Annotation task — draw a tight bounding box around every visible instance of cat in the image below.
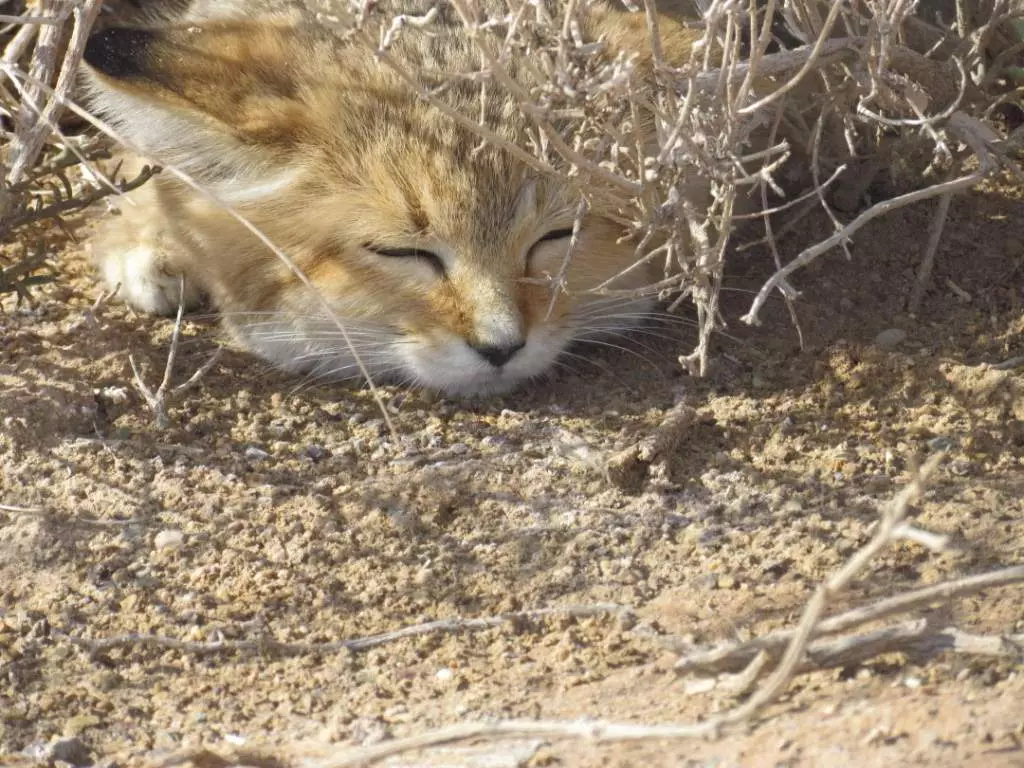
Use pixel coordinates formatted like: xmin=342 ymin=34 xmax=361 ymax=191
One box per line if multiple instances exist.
xmin=83 ymin=0 xmax=704 ymax=395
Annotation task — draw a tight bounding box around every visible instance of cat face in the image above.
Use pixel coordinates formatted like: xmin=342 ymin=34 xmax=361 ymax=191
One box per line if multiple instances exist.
xmin=84 ymin=10 xmax=695 ymax=394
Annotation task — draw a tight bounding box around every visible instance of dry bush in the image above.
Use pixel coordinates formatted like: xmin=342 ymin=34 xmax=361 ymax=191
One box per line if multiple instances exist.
xmin=0 ymin=0 xmax=157 ymax=306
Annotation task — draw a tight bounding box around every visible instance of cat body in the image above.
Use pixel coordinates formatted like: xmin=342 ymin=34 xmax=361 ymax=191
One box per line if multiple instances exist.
xmin=84 ymin=0 xmax=702 ymax=394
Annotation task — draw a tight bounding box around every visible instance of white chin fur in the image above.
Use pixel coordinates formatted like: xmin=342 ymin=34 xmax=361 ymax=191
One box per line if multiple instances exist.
xmin=234 ymin=296 xmax=654 ymax=395
xmin=242 ymin=324 xmax=562 ymax=395
xmin=401 ymin=329 xmax=565 ymax=396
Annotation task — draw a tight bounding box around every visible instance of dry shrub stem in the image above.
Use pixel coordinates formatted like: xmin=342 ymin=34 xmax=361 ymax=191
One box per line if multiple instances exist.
xmin=672 ymin=562 xmax=1024 ymax=674
xmin=908 ymin=190 xmax=954 ymax=315
xmin=128 ymin=278 xmax=223 ymax=430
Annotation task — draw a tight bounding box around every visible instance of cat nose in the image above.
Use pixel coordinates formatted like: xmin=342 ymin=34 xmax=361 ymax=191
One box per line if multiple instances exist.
xmin=471 ymin=340 xmax=526 ymax=368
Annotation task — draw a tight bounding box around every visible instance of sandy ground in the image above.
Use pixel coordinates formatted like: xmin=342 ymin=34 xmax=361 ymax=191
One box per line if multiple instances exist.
xmin=0 ymin=179 xmax=1022 ymax=767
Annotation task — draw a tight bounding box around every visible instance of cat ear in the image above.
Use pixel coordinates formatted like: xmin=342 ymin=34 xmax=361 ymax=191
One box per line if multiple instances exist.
xmin=83 ymin=22 xmax=309 ymax=186
xmin=590 ymin=2 xmax=701 ymax=71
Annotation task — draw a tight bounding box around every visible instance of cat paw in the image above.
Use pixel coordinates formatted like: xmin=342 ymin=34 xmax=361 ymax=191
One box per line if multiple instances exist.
xmin=99 ymin=244 xmax=204 ymax=316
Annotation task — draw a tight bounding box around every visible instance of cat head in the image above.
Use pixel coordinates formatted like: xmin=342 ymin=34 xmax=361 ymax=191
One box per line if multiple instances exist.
xmin=83 ymin=8 xmax=698 ymax=394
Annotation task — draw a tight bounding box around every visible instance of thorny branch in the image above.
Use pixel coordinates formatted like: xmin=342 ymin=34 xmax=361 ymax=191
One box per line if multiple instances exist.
xmin=672 ymin=563 xmax=1024 ymax=675
xmin=0 ymin=1 xmax=133 ymax=305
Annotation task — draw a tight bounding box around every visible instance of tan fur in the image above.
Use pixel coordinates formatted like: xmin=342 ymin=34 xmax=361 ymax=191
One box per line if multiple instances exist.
xmin=84 ymin=0 xmax=703 ymax=394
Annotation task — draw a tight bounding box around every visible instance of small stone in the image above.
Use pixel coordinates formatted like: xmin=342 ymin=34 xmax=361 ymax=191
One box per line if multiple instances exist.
xmin=435 ymin=667 xmax=454 ymax=681
xmin=266 ymin=421 xmax=290 ymax=439
xmin=928 ymin=436 xmax=957 ymax=452
xmin=873 ymin=328 xmax=907 ymax=349
xmin=697 ymin=573 xmax=718 ymax=590
xmin=244 ymin=445 xmax=270 ymax=461
xmin=717 ymin=574 xmax=737 ymax=590
xmin=153 ymin=529 xmax=185 ymax=551
xmin=683 ymin=677 xmax=717 ymax=696
xmin=303 ymin=444 xmax=329 ymax=461
xmin=48 ymin=737 xmax=92 ymax=766
xmin=96 ymin=386 xmax=129 ymax=405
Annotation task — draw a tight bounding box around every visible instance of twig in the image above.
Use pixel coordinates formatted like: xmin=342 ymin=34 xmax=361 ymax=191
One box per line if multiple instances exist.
xmin=990 ymin=355 xmax=1024 ymax=371
xmin=797 ymin=621 xmax=1024 ymax=672
xmin=4 ymin=0 xmax=103 ymax=185
xmin=128 ymin=277 xmax=220 ymax=429
xmin=944 ymin=277 xmax=973 ymax=302
xmin=59 ymin=603 xmax=629 ymax=657
xmin=718 ymin=620 xmax=1024 ymax=694
xmin=908 ymin=190 xmax=953 ymax=315
xmin=66 ymin=281 xmax=121 ymax=331
xmin=0 ymin=503 xmax=44 ymax=514
xmin=0 ymin=14 xmax=61 ymax=26
xmin=319 ymin=720 xmax=714 ymax=768
xmin=673 ymin=563 xmax=1024 ymax=675
xmin=741 ymin=155 xmax=991 ymax=326
xmin=606 ymin=398 xmax=697 ymax=491
xmin=0 ymin=162 xmax=157 ymax=237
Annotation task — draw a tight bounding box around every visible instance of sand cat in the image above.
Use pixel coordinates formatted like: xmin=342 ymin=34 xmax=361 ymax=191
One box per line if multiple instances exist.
xmin=84 ymin=0 xmax=703 ymax=395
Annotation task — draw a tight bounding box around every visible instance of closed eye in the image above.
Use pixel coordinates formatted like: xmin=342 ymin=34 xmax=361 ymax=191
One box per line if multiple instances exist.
xmin=364 ymin=244 xmax=445 ymax=275
xmin=537 ymin=228 xmax=574 ymax=244
xmin=527 ymin=227 xmax=576 ymax=269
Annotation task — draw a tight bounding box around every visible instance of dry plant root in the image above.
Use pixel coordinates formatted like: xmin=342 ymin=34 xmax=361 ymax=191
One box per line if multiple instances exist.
xmin=128 ymin=278 xmax=222 ymax=429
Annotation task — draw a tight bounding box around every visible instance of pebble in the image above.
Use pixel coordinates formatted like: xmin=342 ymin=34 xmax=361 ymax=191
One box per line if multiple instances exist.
xmin=244 ymin=445 xmax=270 ymax=461
xmin=873 ymin=328 xmax=907 ymax=349
xmin=266 ymin=421 xmax=290 ymax=439
xmin=48 ymin=737 xmax=92 ymax=766
xmin=434 ymin=667 xmax=454 ymax=681
xmin=153 ymin=529 xmax=185 ymax=551
xmin=928 ymin=436 xmax=957 ymax=452
xmin=303 ymin=444 xmax=329 ymax=461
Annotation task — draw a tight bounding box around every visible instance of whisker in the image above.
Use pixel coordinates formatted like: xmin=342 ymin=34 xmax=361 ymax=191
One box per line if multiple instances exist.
xmin=572 ymin=306 xmax=697 ymax=326
xmin=574 ymin=329 xmax=676 ymax=360
xmin=569 ymin=337 xmax=664 ymax=371
xmin=557 ymin=349 xmax=629 ymax=386
xmin=577 ymin=315 xmax=696 ymax=333
xmin=290 ymin=362 xmax=407 ymax=394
